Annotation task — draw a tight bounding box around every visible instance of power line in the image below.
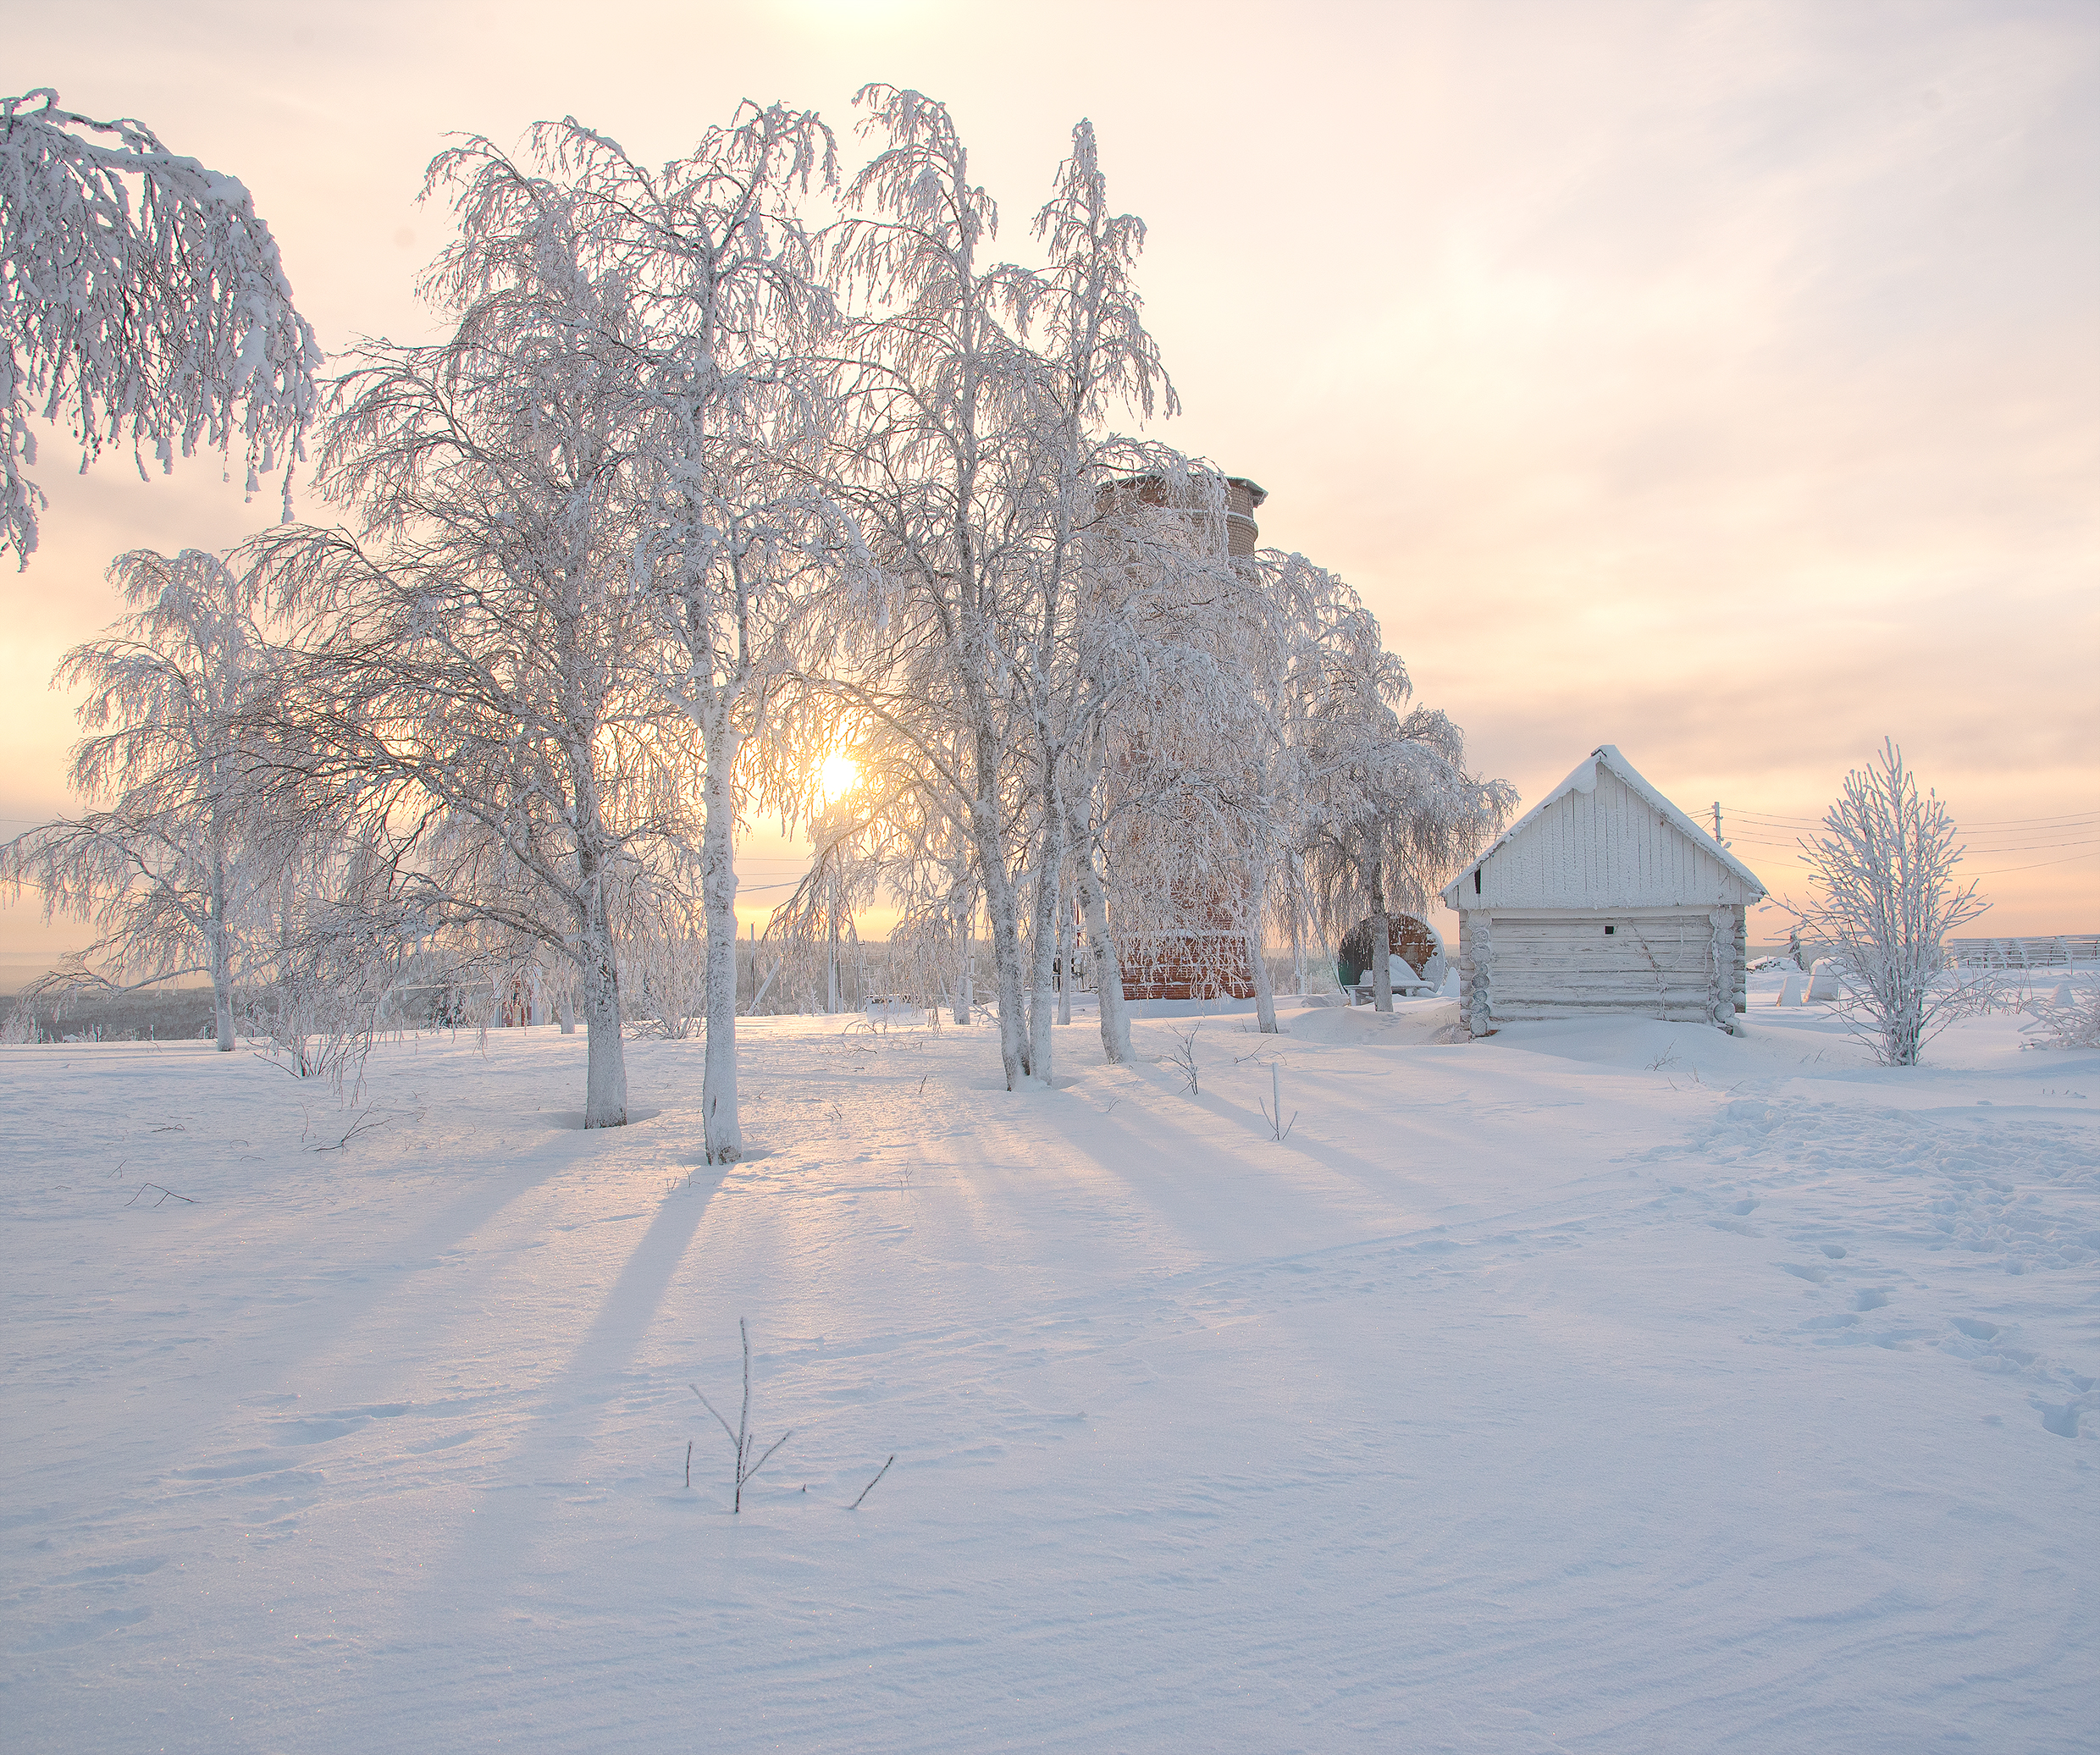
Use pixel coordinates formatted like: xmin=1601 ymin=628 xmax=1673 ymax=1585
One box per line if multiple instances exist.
xmin=1725 ymin=831 xmax=2100 ymax=857
xmin=1727 ymin=807 xmax=2098 ymax=822
xmin=1718 ymin=807 xmax=2099 ymax=849
xmin=1724 ymin=805 xmax=2098 ymax=829
xmin=1735 ymin=844 xmax=2097 ymax=877
xmin=1963 ymin=850 xmax=2100 ymax=877
xmin=1736 ymin=838 xmax=2099 ymax=855
xmin=1945 ymin=811 xmax=2100 ymax=827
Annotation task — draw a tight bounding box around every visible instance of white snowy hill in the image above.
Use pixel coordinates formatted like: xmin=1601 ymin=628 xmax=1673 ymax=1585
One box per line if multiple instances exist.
xmin=4 ymin=977 xmax=2096 ymax=1752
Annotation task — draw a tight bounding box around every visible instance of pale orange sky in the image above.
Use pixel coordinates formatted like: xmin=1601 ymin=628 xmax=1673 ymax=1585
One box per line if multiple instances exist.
xmin=3 ymin=0 xmax=2094 ymax=968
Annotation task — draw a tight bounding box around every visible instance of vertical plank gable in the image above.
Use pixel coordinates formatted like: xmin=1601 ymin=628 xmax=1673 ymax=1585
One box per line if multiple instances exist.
xmin=1475 ymin=767 xmax=1751 ymax=908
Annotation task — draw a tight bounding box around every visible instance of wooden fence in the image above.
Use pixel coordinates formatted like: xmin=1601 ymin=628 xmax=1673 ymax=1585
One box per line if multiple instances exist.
xmin=1945 ymin=935 xmax=2100 ymax=969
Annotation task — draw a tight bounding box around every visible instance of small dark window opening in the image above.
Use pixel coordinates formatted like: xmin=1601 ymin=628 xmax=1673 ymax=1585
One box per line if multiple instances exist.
xmin=1605 ymin=924 xmax=1616 ymax=935
xmin=1473 ymin=869 xmax=1481 ymax=894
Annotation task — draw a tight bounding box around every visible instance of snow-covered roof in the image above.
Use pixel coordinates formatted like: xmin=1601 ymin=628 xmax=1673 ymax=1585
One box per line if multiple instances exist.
xmin=1441 ymin=744 xmax=1767 ymax=910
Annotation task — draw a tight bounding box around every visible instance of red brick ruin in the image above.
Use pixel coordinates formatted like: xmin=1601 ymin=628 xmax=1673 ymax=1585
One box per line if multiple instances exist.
xmin=1102 ymin=473 xmax=1267 ymax=1002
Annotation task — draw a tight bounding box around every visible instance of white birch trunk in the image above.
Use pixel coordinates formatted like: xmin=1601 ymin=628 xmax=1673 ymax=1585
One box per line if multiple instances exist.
xmin=1057 ymin=884 xmax=1073 ymax=1027
xmin=207 ymin=840 xmax=235 ymax=1052
xmin=1074 ymin=836 xmax=1132 ymax=1064
xmin=578 ymin=875 xmax=628 ymax=1129
xmin=961 ymin=700 xmax=1033 ymax=1086
xmin=1247 ymin=859 xmax=1278 ymax=1033
xmin=699 ymin=718 xmax=743 ymax=1162
xmin=1369 ymin=847 xmax=1394 ymax=1013
xmin=978 ymin=847 xmax=1033 ymax=1088
xmin=1025 ymin=818 xmax=1065 ymax=1083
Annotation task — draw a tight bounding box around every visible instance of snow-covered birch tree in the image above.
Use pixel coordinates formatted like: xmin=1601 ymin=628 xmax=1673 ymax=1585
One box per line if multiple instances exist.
xmin=0 ymin=91 xmax=318 ymax=567
xmin=0 ymin=548 xmax=285 ymax=1046
xmin=244 ymin=811 xmax=428 ymax=1089
xmin=1783 ymin=739 xmax=1992 ymax=1066
xmin=1009 ymin=118 xmax=1181 ymax=1080
xmin=1298 ymin=585 xmax=1512 ymax=1013
xmin=818 ymin=95 xmax=1202 ymax=1084
xmin=820 ymin=86 xmax=1051 ymax=1089
xmin=422 ymin=105 xmax=846 ymax=1160
xmin=1215 ymin=547 xmax=1329 ymax=1034
xmin=247 ymin=190 xmax=676 ymax=1128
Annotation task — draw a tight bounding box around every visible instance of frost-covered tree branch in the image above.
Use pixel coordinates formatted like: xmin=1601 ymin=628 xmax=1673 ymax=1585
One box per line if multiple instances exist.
xmin=0 ymin=91 xmax=319 ymax=567
xmin=816 ymin=86 xmax=1060 ymax=1089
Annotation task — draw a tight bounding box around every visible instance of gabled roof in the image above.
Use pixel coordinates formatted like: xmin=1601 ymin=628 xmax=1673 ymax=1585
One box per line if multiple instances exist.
xmin=1441 ymin=744 xmax=1766 ymax=909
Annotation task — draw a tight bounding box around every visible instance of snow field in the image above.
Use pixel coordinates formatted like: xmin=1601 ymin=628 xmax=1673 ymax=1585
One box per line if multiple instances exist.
xmin=3 ymin=980 xmax=2097 ymax=1752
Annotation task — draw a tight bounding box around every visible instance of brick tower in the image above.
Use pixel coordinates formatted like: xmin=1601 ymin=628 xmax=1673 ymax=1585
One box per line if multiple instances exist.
xmin=1092 ymin=471 xmax=1268 ymax=1002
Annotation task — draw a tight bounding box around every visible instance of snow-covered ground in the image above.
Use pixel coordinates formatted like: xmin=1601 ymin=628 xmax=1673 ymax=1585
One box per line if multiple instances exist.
xmin=5 ymin=975 xmax=2097 ymax=1752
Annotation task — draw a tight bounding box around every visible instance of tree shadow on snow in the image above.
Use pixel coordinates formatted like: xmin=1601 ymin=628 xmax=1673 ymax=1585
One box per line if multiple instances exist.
xmin=414 ymin=1160 xmax=732 ymax=1602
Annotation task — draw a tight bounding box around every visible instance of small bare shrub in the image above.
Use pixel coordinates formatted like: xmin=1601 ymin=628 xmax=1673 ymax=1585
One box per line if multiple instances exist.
xmin=1166 ymin=1024 xmax=1202 ymax=1095
xmin=690 ymin=1318 xmax=791 ymax=1514
xmin=1259 ymin=1063 xmax=1296 ymax=1142
xmin=2024 ymin=982 xmax=2100 ymax=1051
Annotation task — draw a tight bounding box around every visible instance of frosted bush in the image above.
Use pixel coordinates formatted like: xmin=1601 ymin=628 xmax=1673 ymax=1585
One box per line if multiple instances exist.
xmin=1782 ymin=742 xmax=1992 ymax=1066
xmin=2024 ymin=983 xmax=2100 ymax=1051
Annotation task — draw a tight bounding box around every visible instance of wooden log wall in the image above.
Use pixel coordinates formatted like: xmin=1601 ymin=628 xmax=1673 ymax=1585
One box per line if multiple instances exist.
xmin=1457 ymin=905 xmax=1749 ymax=1035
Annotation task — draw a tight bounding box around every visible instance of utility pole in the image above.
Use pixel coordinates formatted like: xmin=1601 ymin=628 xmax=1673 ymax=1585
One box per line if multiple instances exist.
xmin=1711 ymin=801 xmax=1725 ymax=845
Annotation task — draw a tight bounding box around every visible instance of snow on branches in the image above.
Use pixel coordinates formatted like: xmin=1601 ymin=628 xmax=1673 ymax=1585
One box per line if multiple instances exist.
xmin=2 ymin=548 xmax=286 ymax=1050
xmin=0 ymin=91 xmax=319 ymax=566
xmin=13 ymin=86 xmax=1516 ymax=1129
xmin=1782 ymin=740 xmax=1992 ymax=1066
xmin=412 ymin=104 xmax=848 ymax=1157
xmin=1285 ymin=568 xmax=1513 ymax=1014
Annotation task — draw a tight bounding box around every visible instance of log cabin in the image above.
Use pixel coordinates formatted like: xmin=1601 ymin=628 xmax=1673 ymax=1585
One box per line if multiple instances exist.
xmin=1441 ymin=745 xmax=1766 ymax=1037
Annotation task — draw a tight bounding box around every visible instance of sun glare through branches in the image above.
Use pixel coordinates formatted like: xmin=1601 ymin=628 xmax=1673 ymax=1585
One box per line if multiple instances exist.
xmin=816 ymin=752 xmax=860 ymax=804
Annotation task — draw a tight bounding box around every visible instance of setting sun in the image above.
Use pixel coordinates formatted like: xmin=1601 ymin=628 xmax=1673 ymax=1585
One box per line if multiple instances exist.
xmin=817 ymin=751 xmax=860 ymax=802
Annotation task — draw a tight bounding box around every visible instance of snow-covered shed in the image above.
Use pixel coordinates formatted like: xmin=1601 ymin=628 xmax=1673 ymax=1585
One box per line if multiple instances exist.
xmin=1440 ymin=745 xmax=1766 ymax=1037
